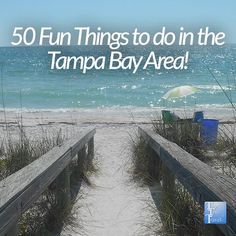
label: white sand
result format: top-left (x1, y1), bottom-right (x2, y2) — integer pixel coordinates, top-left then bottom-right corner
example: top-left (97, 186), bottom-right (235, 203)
top-left (0, 106), bottom-right (235, 127)
top-left (61, 125), bottom-right (161, 236)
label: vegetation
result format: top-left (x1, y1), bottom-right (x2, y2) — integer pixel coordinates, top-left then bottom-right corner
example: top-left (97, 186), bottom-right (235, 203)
top-left (130, 113), bottom-right (236, 235)
top-left (153, 118), bottom-right (205, 160)
top-left (159, 184), bottom-right (204, 236)
top-left (130, 135), bottom-right (204, 235)
top-left (130, 135), bottom-right (153, 185)
top-left (0, 123), bottom-right (96, 235)
top-left (0, 125), bottom-right (64, 179)
top-left (205, 64), bottom-right (236, 176)
top-left (212, 124), bottom-right (236, 178)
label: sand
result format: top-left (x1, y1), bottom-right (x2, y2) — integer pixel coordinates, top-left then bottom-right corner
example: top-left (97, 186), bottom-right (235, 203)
top-left (0, 108), bottom-right (166, 235)
top-left (61, 125), bottom-right (161, 236)
top-left (0, 106), bottom-right (235, 126)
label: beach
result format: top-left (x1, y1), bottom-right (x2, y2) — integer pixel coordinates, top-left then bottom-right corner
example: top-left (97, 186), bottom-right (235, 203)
top-left (1, 1), bottom-right (236, 235)
top-left (0, 106), bottom-right (235, 235)
top-left (62, 125), bottom-right (162, 236)
top-left (0, 106), bottom-right (234, 126)
top-left (0, 106), bottom-right (234, 158)
top-left (1, 108), bottom-right (166, 235)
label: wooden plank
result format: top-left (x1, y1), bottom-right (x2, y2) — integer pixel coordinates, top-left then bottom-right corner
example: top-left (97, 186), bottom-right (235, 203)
top-left (0, 128), bottom-right (96, 235)
top-left (148, 148), bottom-right (162, 182)
top-left (162, 165), bottom-right (175, 197)
top-left (88, 137), bottom-right (94, 161)
top-left (138, 126), bottom-right (236, 236)
top-left (72, 145), bottom-right (87, 181)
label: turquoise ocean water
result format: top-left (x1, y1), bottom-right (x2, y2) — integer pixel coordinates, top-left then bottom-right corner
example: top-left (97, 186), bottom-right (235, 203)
top-left (0, 45), bottom-right (236, 109)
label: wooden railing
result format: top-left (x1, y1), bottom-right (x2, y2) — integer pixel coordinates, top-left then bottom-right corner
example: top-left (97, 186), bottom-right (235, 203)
top-left (0, 128), bottom-right (96, 236)
top-left (138, 126), bottom-right (236, 236)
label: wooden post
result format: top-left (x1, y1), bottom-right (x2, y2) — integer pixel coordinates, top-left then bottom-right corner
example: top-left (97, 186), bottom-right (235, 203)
top-left (55, 166), bottom-right (71, 215)
top-left (160, 164), bottom-right (176, 224)
top-left (148, 147), bottom-right (162, 182)
top-left (162, 164), bottom-right (175, 201)
top-left (77, 145), bottom-right (87, 176)
top-left (88, 137), bottom-right (94, 161)
top-left (70, 146), bottom-right (87, 205)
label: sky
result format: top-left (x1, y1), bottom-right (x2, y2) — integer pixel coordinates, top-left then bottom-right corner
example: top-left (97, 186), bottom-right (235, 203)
top-left (1, 0), bottom-right (236, 46)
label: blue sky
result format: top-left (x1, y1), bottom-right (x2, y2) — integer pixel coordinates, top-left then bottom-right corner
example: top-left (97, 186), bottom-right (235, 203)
top-left (1, 0), bottom-right (236, 46)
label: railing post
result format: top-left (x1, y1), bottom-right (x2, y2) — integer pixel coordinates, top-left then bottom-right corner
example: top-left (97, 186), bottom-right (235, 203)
top-left (77, 145), bottom-right (87, 177)
top-left (55, 165), bottom-right (71, 217)
top-left (162, 164), bottom-right (175, 201)
top-left (88, 137), bottom-right (94, 161)
top-left (148, 147), bottom-right (162, 182)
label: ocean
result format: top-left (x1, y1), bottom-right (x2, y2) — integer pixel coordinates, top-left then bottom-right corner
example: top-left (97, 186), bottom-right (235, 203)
top-left (0, 45), bottom-right (236, 109)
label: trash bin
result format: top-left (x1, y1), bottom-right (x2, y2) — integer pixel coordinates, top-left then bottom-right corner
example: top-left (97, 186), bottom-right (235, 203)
top-left (193, 111), bottom-right (204, 123)
top-left (200, 119), bottom-right (219, 145)
top-left (162, 110), bottom-right (172, 123)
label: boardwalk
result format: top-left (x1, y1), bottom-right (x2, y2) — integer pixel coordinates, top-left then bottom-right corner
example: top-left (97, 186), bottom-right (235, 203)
top-left (0, 121), bottom-right (235, 235)
top-left (62, 125), bottom-right (161, 236)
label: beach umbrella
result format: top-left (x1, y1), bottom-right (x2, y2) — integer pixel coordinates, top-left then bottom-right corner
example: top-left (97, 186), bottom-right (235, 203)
top-left (162, 85), bottom-right (199, 100)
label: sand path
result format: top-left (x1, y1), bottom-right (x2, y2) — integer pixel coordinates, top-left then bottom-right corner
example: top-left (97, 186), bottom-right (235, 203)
top-left (61, 125), bottom-right (160, 236)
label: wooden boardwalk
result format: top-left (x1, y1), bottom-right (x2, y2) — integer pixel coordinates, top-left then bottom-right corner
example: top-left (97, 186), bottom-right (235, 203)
top-left (0, 125), bottom-right (235, 235)
top-left (139, 126), bottom-right (236, 236)
top-left (0, 128), bottom-right (96, 236)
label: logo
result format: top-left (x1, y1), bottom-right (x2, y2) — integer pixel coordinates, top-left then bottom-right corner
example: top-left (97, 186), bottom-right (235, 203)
top-left (204, 201), bottom-right (227, 224)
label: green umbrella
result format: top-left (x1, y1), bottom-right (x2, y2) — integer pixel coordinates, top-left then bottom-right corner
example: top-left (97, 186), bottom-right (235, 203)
top-left (162, 85), bottom-right (199, 100)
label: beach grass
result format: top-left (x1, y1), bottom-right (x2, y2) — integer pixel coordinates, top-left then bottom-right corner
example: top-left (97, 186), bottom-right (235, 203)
top-left (145, 185), bottom-right (204, 236)
top-left (130, 134), bottom-right (205, 235)
top-left (0, 124), bottom-right (64, 178)
top-left (152, 118), bottom-right (205, 160)
top-left (129, 134), bottom-right (154, 186)
top-left (129, 116), bottom-right (236, 235)
top-left (218, 124), bottom-right (236, 166)
top-left (210, 124), bottom-right (236, 178)
top-left (0, 122), bottom-right (96, 235)
top-left (159, 184), bottom-right (204, 236)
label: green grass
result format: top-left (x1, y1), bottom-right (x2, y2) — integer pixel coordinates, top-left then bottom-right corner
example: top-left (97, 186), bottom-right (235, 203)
top-left (129, 135), bottom-right (154, 186)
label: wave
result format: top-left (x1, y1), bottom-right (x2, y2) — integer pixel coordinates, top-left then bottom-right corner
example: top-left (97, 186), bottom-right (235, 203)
top-left (195, 85), bottom-right (235, 91)
top-left (0, 103), bottom-right (234, 114)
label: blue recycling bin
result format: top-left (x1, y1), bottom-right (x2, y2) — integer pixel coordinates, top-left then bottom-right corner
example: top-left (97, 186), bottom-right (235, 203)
top-left (200, 119), bottom-right (219, 145)
top-left (193, 111), bottom-right (204, 123)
